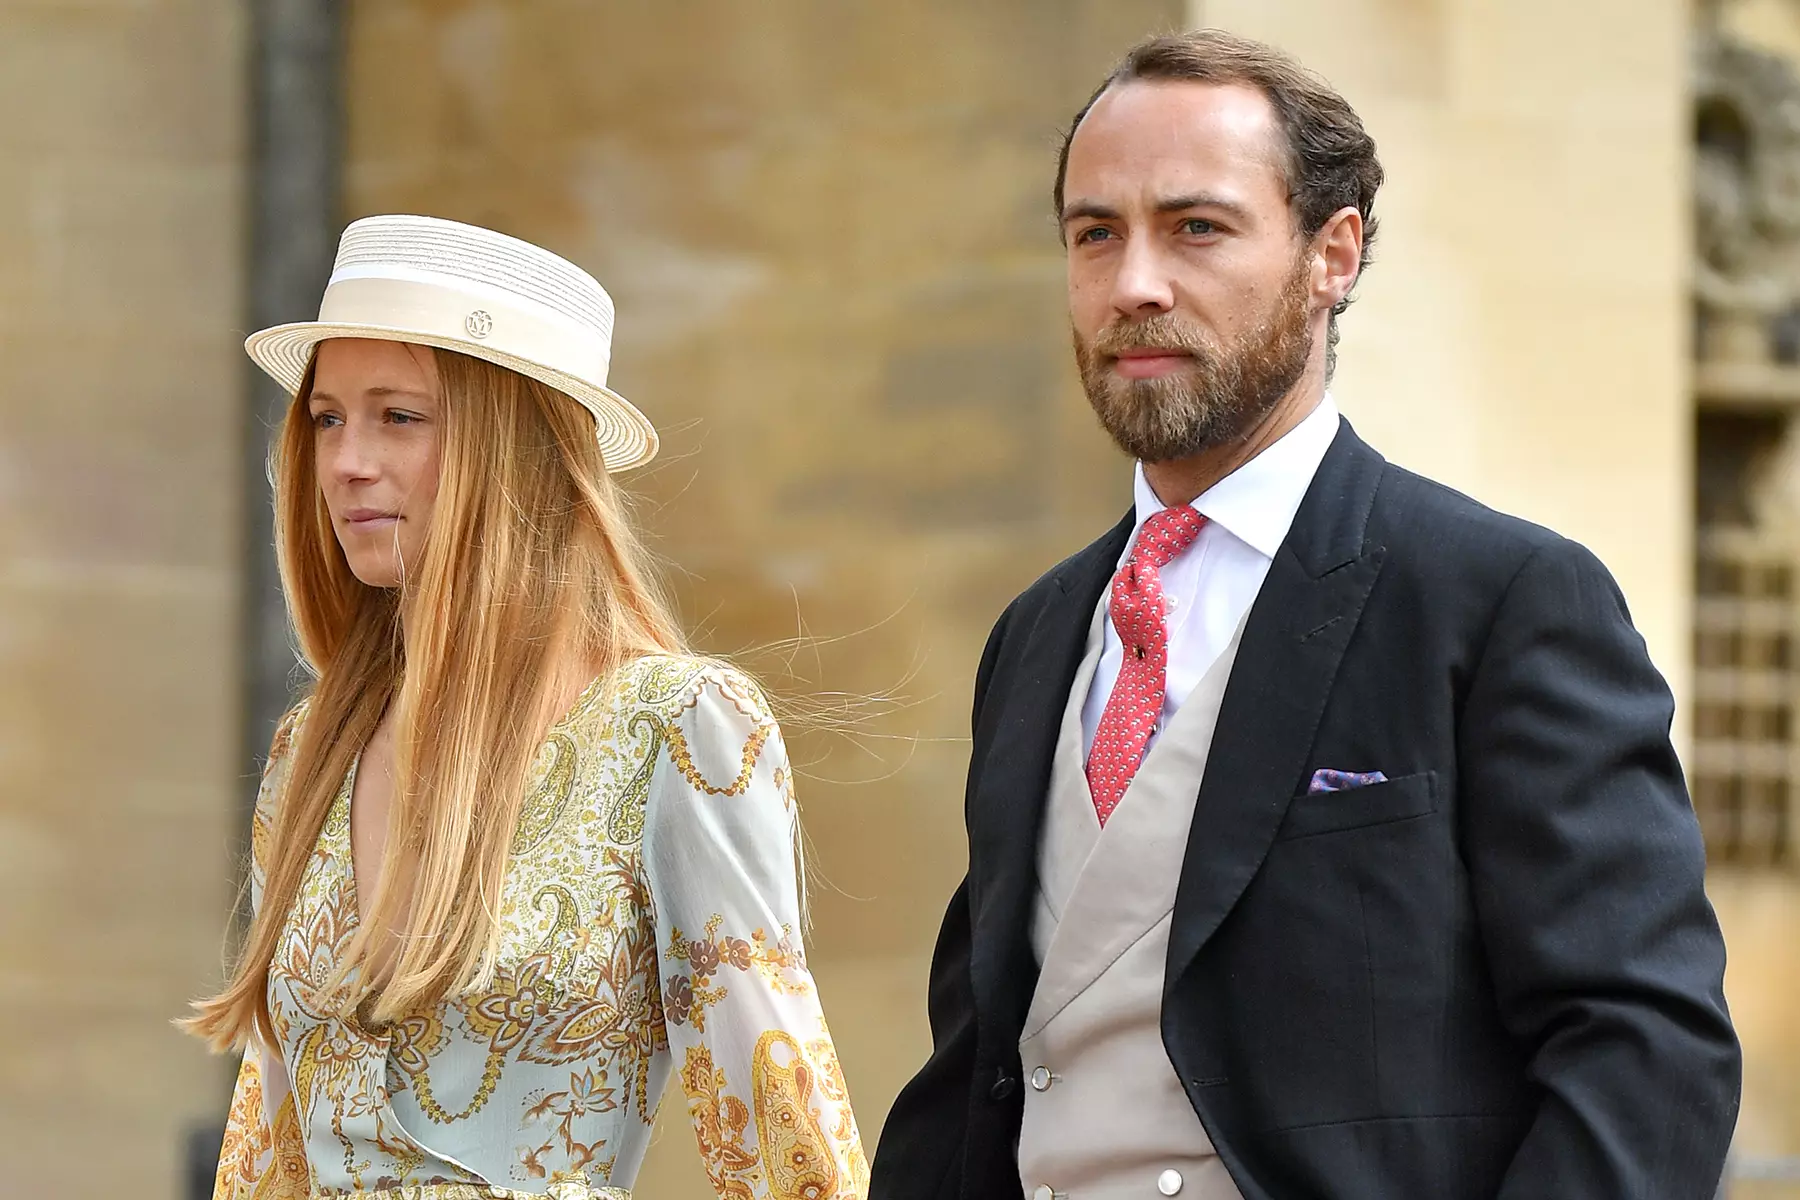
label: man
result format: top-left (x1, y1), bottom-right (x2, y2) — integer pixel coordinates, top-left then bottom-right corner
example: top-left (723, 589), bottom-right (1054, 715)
top-left (870, 29), bottom-right (1740, 1200)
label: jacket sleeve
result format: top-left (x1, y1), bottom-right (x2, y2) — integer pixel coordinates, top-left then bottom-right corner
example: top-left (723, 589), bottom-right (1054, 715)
top-left (642, 666), bottom-right (869, 1200)
top-left (1458, 540), bottom-right (1740, 1198)
top-left (869, 604), bottom-right (1015, 1200)
top-left (213, 705), bottom-right (312, 1200)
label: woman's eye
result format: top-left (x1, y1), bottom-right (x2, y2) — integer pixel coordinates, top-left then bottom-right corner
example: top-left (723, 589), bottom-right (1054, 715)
top-left (311, 412), bottom-right (342, 430)
top-left (388, 410), bottom-right (422, 425)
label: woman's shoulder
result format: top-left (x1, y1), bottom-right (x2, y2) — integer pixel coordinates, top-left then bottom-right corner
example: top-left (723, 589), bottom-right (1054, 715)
top-left (550, 656), bottom-right (783, 808)
top-left (597, 653), bottom-right (775, 730)
top-left (591, 654), bottom-right (785, 803)
top-left (269, 697), bottom-right (312, 763)
top-left (250, 697), bottom-right (314, 873)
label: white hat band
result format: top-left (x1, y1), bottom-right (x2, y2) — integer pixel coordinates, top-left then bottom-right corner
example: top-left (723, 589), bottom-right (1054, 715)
top-left (320, 270), bottom-right (614, 386)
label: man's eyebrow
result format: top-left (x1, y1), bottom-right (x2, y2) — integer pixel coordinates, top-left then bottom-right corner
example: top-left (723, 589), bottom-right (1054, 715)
top-left (1154, 192), bottom-right (1253, 221)
top-left (1060, 200), bottom-right (1121, 225)
top-left (1059, 194), bottom-right (1255, 224)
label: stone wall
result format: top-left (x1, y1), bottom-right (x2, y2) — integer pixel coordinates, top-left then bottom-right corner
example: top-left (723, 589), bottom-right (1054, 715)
top-left (0, 0), bottom-right (245, 1195)
top-left (1197, 0), bottom-right (1692, 715)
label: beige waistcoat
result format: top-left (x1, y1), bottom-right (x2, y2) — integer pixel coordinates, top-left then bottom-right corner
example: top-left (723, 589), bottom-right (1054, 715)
top-left (1017, 603), bottom-right (1248, 1200)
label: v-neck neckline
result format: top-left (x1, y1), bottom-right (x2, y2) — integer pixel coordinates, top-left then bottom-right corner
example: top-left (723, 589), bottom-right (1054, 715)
top-left (332, 669), bottom-right (612, 933)
top-left (336, 754), bottom-right (368, 928)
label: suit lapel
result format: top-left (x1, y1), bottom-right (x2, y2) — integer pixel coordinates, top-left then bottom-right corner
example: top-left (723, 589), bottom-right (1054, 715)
top-left (969, 511), bottom-right (1133, 1045)
top-left (1164, 420), bottom-right (1389, 985)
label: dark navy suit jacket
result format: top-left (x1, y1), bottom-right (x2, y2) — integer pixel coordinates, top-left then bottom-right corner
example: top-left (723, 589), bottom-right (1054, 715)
top-left (870, 420), bottom-right (1740, 1199)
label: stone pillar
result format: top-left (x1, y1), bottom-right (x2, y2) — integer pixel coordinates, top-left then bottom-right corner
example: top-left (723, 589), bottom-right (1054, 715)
top-left (244, 0), bottom-right (344, 827)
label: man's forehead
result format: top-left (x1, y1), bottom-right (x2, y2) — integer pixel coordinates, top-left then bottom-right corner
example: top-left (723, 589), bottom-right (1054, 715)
top-left (1065, 79), bottom-right (1287, 197)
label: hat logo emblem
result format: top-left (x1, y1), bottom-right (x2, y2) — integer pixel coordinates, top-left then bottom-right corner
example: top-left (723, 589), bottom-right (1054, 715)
top-left (464, 310), bottom-right (494, 339)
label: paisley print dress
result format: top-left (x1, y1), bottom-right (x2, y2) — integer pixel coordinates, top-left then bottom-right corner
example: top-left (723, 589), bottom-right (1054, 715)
top-left (212, 655), bottom-right (869, 1200)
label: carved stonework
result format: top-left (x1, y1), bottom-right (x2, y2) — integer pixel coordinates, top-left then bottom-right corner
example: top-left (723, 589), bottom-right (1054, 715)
top-left (1695, 32), bottom-right (1800, 364)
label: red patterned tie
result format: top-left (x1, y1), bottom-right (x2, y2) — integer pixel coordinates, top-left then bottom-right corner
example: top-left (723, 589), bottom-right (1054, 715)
top-left (1086, 505), bottom-right (1207, 825)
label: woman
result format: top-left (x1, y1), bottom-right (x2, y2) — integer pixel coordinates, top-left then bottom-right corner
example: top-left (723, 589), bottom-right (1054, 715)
top-left (182, 215), bottom-right (868, 1200)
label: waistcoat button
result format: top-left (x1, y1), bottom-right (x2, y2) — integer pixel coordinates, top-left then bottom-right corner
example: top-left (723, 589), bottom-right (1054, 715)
top-left (1158, 1167), bottom-right (1184, 1195)
top-left (1030, 1065), bottom-right (1054, 1091)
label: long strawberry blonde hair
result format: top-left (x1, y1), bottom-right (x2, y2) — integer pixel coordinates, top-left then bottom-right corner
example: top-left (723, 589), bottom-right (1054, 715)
top-left (183, 346), bottom-right (685, 1051)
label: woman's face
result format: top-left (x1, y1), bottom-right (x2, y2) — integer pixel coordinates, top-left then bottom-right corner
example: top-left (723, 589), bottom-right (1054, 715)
top-left (307, 338), bottom-right (444, 589)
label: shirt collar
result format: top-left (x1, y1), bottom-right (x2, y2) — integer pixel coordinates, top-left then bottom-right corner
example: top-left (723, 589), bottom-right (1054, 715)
top-left (1128, 392), bottom-right (1341, 561)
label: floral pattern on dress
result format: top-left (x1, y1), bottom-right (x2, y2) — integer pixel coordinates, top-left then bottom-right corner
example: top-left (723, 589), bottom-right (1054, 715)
top-left (213, 656), bottom-right (866, 1200)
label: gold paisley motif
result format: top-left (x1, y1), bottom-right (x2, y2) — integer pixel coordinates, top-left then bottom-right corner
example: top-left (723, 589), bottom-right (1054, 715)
top-left (532, 885), bottom-right (584, 981)
top-left (679, 1046), bottom-right (759, 1200)
top-left (287, 1022), bottom-right (330, 1126)
top-left (753, 1029), bottom-right (841, 1200)
top-left (261, 1091), bottom-right (312, 1198)
top-left (525, 997), bottom-right (625, 1062)
top-left (611, 713), bottom-right (663, 845)
top-left (806, 1038), bottom-right (869, 1194)
top-left (632, 656), bottom-right (712, 708)
top-left (215, 1056), bottom-right (277, 1200)
top-left (513, 732), bottom-right (580, 855)
top-left (321, 774), bottom-right (352, 842)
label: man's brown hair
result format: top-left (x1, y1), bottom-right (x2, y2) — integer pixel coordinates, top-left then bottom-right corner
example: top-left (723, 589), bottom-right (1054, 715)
top-left (1055, 29), bottom-right (1384, 373)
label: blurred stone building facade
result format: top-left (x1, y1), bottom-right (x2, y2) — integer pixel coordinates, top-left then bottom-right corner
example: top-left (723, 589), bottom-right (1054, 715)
top-left (5, 0), bottom-right (1798, 1196)
top-left (0, 0), bottom-right (246, 1191)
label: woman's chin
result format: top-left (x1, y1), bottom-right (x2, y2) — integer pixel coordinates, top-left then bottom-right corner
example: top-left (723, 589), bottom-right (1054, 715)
top-left (346, 558), bottom-right (404, 590)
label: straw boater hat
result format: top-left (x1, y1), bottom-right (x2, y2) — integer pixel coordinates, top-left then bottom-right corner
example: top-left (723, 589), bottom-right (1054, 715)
top-left (245, 214), bottom-right (658, 471)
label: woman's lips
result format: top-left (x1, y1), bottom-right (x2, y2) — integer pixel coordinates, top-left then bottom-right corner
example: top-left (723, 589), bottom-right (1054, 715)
top-left (342, 508), bottom-right (399, 531)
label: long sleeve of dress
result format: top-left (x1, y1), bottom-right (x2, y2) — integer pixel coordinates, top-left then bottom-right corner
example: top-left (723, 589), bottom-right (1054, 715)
top-left (213, 705), bottom-right (313, 1200)
top-left (641, 666), bottom-right (869, 1200)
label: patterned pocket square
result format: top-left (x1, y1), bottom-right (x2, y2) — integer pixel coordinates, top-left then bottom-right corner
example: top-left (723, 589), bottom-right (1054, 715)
top-left (1309, 768), bottom-right (1389, 794)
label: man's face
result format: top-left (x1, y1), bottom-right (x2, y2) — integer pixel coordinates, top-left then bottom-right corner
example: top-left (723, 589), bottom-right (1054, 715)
top-left (1062, 80), bottom-right (1318, 462)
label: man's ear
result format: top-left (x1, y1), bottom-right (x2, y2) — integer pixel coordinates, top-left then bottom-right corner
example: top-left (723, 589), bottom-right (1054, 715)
top-left (1313, 205), bottom-right (1364, 310)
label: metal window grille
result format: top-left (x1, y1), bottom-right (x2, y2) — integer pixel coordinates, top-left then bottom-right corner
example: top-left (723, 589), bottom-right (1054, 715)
top-left (1693, 527), bottom-right (1800, 866)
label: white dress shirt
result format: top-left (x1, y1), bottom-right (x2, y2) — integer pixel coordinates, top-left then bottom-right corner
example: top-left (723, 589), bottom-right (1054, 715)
top-left (1080, 395), bottom-right (1342, 758)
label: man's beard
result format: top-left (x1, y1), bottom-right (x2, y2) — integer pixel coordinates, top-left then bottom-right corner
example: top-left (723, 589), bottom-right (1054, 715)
top-left (1074, 256), bottom-right (1314, 463)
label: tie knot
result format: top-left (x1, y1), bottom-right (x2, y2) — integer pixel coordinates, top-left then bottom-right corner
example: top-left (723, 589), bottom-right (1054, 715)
top-left (1131, 504), bottom-right (1205, 572)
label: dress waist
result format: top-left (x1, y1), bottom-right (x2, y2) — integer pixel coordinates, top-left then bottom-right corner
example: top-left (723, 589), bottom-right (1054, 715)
top-left (312, 1184), bottom-right (628, 1200)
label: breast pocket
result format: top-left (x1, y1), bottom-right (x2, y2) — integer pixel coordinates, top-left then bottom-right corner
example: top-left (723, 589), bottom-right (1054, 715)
top-left (1275, 770), bottom-right (1438, 841)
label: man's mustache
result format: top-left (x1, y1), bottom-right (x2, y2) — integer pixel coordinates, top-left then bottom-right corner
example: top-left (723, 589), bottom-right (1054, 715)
top-left (1088, 314), bottom-right (1211, 359)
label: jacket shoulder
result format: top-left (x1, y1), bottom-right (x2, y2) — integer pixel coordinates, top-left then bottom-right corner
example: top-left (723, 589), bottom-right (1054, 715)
top-left (1372, 462), bottom-right (1568, 575)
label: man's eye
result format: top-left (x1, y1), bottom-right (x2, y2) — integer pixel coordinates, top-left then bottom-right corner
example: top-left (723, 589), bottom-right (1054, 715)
top-left (1075, 226), bottom-right (1115, 245)
top-left (1183, 219), bottom-right (1217, 236)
